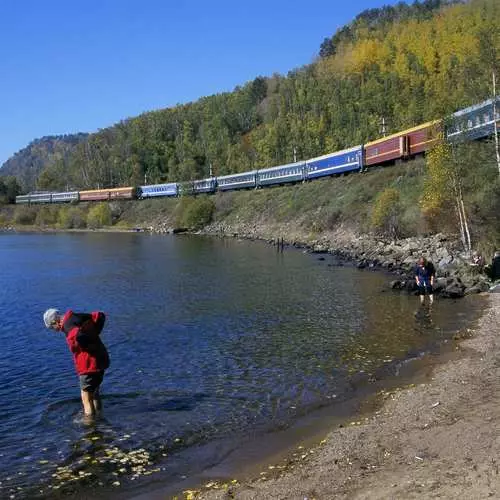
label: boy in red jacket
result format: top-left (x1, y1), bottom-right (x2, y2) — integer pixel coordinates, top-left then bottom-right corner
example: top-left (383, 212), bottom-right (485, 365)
top-left (44, 308), bottom-right (110, 418)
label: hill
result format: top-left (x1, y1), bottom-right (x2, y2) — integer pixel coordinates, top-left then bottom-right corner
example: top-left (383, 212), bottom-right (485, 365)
top-left (0, 134), bottom-right (87, 192)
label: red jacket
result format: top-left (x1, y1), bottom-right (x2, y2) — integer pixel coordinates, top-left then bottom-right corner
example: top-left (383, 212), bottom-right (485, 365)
top-left (62, 310), bottom-right (110, 375)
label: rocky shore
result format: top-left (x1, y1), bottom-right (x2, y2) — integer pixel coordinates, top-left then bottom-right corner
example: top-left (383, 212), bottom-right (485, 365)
top-left (179, 221), bottom-right (493, 298)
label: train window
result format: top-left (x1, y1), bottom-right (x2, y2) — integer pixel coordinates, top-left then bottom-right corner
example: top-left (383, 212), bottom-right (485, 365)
top-left (467, 119), bottom-right (473, 128)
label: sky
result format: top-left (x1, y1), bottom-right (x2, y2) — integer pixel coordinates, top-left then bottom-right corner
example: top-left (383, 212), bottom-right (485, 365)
top-left (0, 0), bottom-right (405, 167)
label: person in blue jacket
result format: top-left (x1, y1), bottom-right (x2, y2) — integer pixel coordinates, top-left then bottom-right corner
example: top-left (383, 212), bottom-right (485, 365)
top-left (415, 256), bottom-right (436, 304)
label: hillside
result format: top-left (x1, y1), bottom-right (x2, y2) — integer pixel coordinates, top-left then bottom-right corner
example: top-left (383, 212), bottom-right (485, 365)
top-left (0, 134), bottom-right (87, 192)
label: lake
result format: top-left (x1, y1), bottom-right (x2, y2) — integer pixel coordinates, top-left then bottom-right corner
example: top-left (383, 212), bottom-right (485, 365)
top-left (0, 232), bottom-right (483, 499)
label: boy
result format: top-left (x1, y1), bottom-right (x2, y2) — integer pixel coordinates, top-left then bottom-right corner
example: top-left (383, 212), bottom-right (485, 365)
top-left (415, 257), bottom-right (436, 304)
top-left (43, 308), bottom-right (110, 418)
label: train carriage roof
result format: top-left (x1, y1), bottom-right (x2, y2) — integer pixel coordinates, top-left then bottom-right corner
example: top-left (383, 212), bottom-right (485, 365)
top-left (307, 145), bottom-right (362, 163)
top-left (364, 120), bottom-right (440, 147)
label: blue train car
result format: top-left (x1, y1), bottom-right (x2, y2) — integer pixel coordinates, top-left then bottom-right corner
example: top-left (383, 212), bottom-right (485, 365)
top-left (216, 171), bottom-right (257, 191)
top-left (306, 145), bottom-right (363, 179)
top-left (15, 194), bottom-right (32, 204)
top-left (193, 177), bottom-right (217, 194)
top-left (256, 161), bottom-right (306, 187)
top-left (51, 191), bottom-right (79, 203)
top-left (447, 97), bottom-right (500, 142)
top-left (15, 192), bottom-right (54, 204)
top-left (139, 183), bottom-right (178, 199)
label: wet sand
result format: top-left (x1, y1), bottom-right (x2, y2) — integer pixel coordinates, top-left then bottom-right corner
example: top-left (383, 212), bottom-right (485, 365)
top-left (172, 293), bottom-right (500, 499)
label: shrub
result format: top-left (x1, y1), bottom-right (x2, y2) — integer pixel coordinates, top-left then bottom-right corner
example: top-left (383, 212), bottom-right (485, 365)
top-left (87, 203), bottom-right (112, 228)
top-left (59, 206), bottom-right (87, 229)
top-left (176, 196), bottom-right (215, 229)
top-left (14, 206), bottom-right (37, 225)
top-left (35, 206), bottom-right (59, 226)
top-left (371, 187), bottom-right (401, 237)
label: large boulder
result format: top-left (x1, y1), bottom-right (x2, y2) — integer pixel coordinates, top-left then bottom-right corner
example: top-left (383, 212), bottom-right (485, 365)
top-left (441, 277), bottom-right (466, 298)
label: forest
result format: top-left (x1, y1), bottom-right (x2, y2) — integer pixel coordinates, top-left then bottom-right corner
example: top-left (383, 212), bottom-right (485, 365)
top-left (1, 0), bottom-right (497, 194)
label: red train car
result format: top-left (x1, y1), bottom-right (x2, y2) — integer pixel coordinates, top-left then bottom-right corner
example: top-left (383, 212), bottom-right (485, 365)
top-left (364, 120), bottom-right (440, 167)
top-left (79, 187), bottom-right (137, 202)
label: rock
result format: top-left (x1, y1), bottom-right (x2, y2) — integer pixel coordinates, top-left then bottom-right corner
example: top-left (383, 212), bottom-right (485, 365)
top-left (438, 256), bottom-right (453, 269)
top-left (489, 283), bottom-right (500, 293)
top-left (390, 280), bottom-right (402, 289)
top-left (441, 282), bottom-right (465, 298)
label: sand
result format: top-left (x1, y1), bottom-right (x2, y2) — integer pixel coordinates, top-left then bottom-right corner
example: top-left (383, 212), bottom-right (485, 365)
top-left (191, 294), bottom-right (500, 500)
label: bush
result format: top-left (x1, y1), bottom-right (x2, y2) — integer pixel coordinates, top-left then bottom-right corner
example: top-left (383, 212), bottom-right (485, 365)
top-left (371, 187), bottom-right (401, 237)
top-left (14, 206), bottom-right (37, 225)
top-left (87, 203), bottom-right (112, 228)
top-left (59, 206), bottom-right (87, 229)
top-left (176, 196), bottom-right (215, 229)
top-left (35, 206), bottom-right (59, 226)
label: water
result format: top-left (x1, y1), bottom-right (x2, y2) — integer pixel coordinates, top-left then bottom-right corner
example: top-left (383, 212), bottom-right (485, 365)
top-left (0, 232), bottom-right (482, 498)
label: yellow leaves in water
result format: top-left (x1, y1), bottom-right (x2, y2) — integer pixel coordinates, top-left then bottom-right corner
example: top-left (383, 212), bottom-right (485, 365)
top-left (45, 442), bottom-right (159, 493)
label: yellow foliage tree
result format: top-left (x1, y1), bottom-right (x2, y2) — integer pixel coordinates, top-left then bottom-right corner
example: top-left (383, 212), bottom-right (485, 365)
top-left (371, 187), bottom-right (401, 238)
top-left (420, 140), bottom-right (471, 252)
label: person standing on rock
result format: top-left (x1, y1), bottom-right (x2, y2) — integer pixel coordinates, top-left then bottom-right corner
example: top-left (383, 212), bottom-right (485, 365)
top-left (415, 256), bottom-right (436, 304)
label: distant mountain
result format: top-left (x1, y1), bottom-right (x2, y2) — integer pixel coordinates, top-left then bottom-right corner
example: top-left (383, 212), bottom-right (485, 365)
top-left (0, 134), bottom-right (88, 192)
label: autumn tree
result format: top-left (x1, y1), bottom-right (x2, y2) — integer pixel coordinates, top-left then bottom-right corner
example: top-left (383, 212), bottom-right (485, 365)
top-left (420, 140), bottom-right (472, 254)
top-left (371, 187), bottom-right (401, 238)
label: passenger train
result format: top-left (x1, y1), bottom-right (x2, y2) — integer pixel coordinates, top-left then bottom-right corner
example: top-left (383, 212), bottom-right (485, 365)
top-left (15, 97), bottom-right (500, 205)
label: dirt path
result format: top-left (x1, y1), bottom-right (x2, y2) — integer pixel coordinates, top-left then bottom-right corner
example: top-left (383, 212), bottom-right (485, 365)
top-left (195, 294), bottom-right (500, 500)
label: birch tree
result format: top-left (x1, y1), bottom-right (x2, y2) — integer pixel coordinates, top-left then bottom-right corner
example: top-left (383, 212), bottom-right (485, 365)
top-left (420, 140), bottom-right (472, 255)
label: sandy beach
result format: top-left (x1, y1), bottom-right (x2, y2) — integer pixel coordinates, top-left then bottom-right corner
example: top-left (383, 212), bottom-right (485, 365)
top-left (175, 293), bottom-right (500, 500)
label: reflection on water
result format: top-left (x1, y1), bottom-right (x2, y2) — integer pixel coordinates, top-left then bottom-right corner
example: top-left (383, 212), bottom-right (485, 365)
top-left (0, 233), bottom-right (483, 498)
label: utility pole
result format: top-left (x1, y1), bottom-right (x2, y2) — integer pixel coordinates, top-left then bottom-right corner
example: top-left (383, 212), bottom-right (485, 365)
top-left (209, 162), bottom-right (213, 177)
top-left (293, 147), bottom-right (297, 163)
top-left (380, 117), bottom-right (388, 136)
top-left (492, 71), bottom-right (500, 177)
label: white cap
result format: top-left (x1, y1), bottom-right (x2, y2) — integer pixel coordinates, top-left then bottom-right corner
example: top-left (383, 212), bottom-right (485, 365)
top-left (43, 308), bottom-right (60, 329)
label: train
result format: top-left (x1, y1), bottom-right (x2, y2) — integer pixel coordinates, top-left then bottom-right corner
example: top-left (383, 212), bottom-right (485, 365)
top-left (15, 97), bottom-right (499, 205)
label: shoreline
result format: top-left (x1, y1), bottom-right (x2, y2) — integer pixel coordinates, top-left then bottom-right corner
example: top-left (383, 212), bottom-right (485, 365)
top-left (177, 292), bottom-right (499, 499)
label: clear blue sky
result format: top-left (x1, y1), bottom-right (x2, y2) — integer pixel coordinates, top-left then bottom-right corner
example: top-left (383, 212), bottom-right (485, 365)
top-left (0, 0), bottom-right (405, 167)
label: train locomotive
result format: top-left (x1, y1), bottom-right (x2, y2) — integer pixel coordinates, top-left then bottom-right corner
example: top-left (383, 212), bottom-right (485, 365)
top-left (15, 97), bottom-right (500, 205)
